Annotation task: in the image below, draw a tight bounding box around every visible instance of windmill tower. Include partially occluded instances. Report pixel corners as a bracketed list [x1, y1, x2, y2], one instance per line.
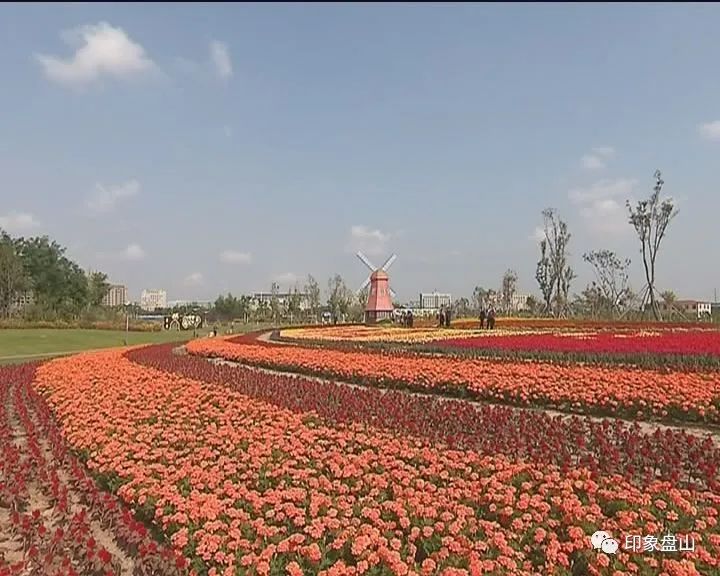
[356, 251, 397, 324]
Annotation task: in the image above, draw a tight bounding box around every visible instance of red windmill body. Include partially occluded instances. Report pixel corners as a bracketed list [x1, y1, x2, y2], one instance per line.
[356, 252, 397, 324]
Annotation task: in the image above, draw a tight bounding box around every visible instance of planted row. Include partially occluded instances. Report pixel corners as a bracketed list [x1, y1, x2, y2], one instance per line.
[187, 338, 720, 426]
[0, 363, 188, 576]
[129, 344, 720, 491]
[33, 350, 720, 575]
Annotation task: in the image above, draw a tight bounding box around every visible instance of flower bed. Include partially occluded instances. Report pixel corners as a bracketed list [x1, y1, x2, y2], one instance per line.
[32, 350, 720, 575]
[436, 329, 720, 357]
[0, 364, 187, 576]
[129, 344, 720, 492]
[187, 337, 720, 426]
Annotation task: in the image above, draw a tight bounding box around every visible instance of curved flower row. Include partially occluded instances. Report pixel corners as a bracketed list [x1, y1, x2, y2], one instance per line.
[33, 350, 720, 575]
[129, 344, 720, 492]
[436, 329, 720, 357]
[187, 338, 720, 425]
[280, 326, 489, 344]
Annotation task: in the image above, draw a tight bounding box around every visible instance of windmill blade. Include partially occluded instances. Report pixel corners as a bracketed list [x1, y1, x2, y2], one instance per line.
[357, 275, 371, 294]
[381, 254, 397, 271]
[389, 286, 397, 298]
[356, 251, 377, 272]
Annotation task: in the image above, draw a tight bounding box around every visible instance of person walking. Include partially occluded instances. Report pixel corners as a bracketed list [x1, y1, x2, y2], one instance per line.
[479, 308, 486, 329]
[438, 307, 445, 328]
[408, 309, 414, 328]
[445, 306, 452, 328]
[488, 306, 496, 330]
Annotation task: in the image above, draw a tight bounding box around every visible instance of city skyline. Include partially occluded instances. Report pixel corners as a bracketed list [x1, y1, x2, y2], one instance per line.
[2, 4, 720, 302]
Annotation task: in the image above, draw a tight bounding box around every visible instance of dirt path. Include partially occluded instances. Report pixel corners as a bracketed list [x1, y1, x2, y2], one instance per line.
[202, 333, 720, 446]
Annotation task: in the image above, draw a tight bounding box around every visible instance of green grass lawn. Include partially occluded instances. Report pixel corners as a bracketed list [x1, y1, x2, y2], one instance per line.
[0, 328, 197, 364]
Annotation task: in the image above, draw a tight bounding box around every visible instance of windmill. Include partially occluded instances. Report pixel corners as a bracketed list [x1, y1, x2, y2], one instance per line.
[356, 251, 397, 323]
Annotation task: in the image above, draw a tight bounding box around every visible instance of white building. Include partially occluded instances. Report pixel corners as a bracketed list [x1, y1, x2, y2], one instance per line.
[102, 284, 127, 308]
[657, 299, 712, 319]
[510, 293, 529, 312]
[140, 289, 167, 311]
[419, 292, 452, 309]
[10, 290, 34, 313]
[251, 291, 310, 311]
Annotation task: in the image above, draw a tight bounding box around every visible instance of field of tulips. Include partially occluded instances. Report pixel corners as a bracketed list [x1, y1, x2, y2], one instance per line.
[18, 348, 720, 575]
[280, 326, 486, 344]
[187, 336, 720, 426]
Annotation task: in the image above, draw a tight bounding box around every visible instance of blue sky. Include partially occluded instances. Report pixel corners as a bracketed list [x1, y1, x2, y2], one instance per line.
[1, 3, 720, 303]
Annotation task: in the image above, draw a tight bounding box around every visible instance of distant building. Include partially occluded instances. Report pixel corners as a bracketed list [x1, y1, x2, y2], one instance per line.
[166, 300, 213, 310]
[251, 291, 310, 311]
[419, 292, 452, 309]
[102, 284, 127, 308]
[140, 289, 167, 311]
[10, 290, 34, 313]
[509, 293, 529, 312]
[657, 299, 712, 319]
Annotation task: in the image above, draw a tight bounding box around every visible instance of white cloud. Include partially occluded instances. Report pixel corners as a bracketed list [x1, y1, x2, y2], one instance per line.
[210, 41, 232, 80]
[580, 146, 615, 170]
[699, 121, 720, 141]
[568, 178, 637, 203]
[569, 178, 636, 236]
[347, 225, 393, 256]
[184, 272, 204, 286]
[120, 243, 145, 261]
[36, 22, 155, 86]
[274, 272, 298, 285]
[529, 226, 546, 243]
[87, 179, 139, 214]
[219, 250, 252, 264]
[0, 212, 40, 234]
[581, 155, 606, 170]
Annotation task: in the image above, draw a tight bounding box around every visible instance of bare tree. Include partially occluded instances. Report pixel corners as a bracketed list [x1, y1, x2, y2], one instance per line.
[626, 170, 678, 320]
[472, 286, 488, 311]
[535, 209, 575, 317]
[304, 274, 321, 323]
[501, 269, 518, 314]
[536, 240, 553, 315]
[582, 250, 632, 318]
[327, 274, 352, 322]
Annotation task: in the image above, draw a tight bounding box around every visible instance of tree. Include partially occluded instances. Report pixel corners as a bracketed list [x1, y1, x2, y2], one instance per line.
[87, 271, 110, 308]
[627, 170, 678, 320]
[582, 250, 632, 318]
[269, 282, 280, 323]
[501, 269, 518, 314]
[14, 235, 90, 319]
[0, 239, 26, 318]
[327, 274, 352, 322]
[304, 274, 321, 323]
[535, 209, 575, 317]
[472, 286, 488, 311]
[661, 290, 677, 305]
[349, 288, 368, 323]
[286, 287, 303, 322]
[452, 297, 471, 318]
[536, 240, 554, 315]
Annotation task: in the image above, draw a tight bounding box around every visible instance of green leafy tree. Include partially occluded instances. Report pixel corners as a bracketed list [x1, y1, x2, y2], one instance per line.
[0, 234, 27, 318]
[87, 271, 111, 308]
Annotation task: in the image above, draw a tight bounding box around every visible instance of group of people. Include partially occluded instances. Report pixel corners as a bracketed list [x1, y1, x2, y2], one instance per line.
[478, 306, 497, 329]
[398, 309, 414, 327]
[438, 305, 452, 328]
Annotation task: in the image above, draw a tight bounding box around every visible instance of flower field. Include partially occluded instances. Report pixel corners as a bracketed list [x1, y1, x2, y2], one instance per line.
[435, 330, 720, 357]
[186, 337, 720, 425]
[4, 348, 719, 575]
[278, 325, 720, 371]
